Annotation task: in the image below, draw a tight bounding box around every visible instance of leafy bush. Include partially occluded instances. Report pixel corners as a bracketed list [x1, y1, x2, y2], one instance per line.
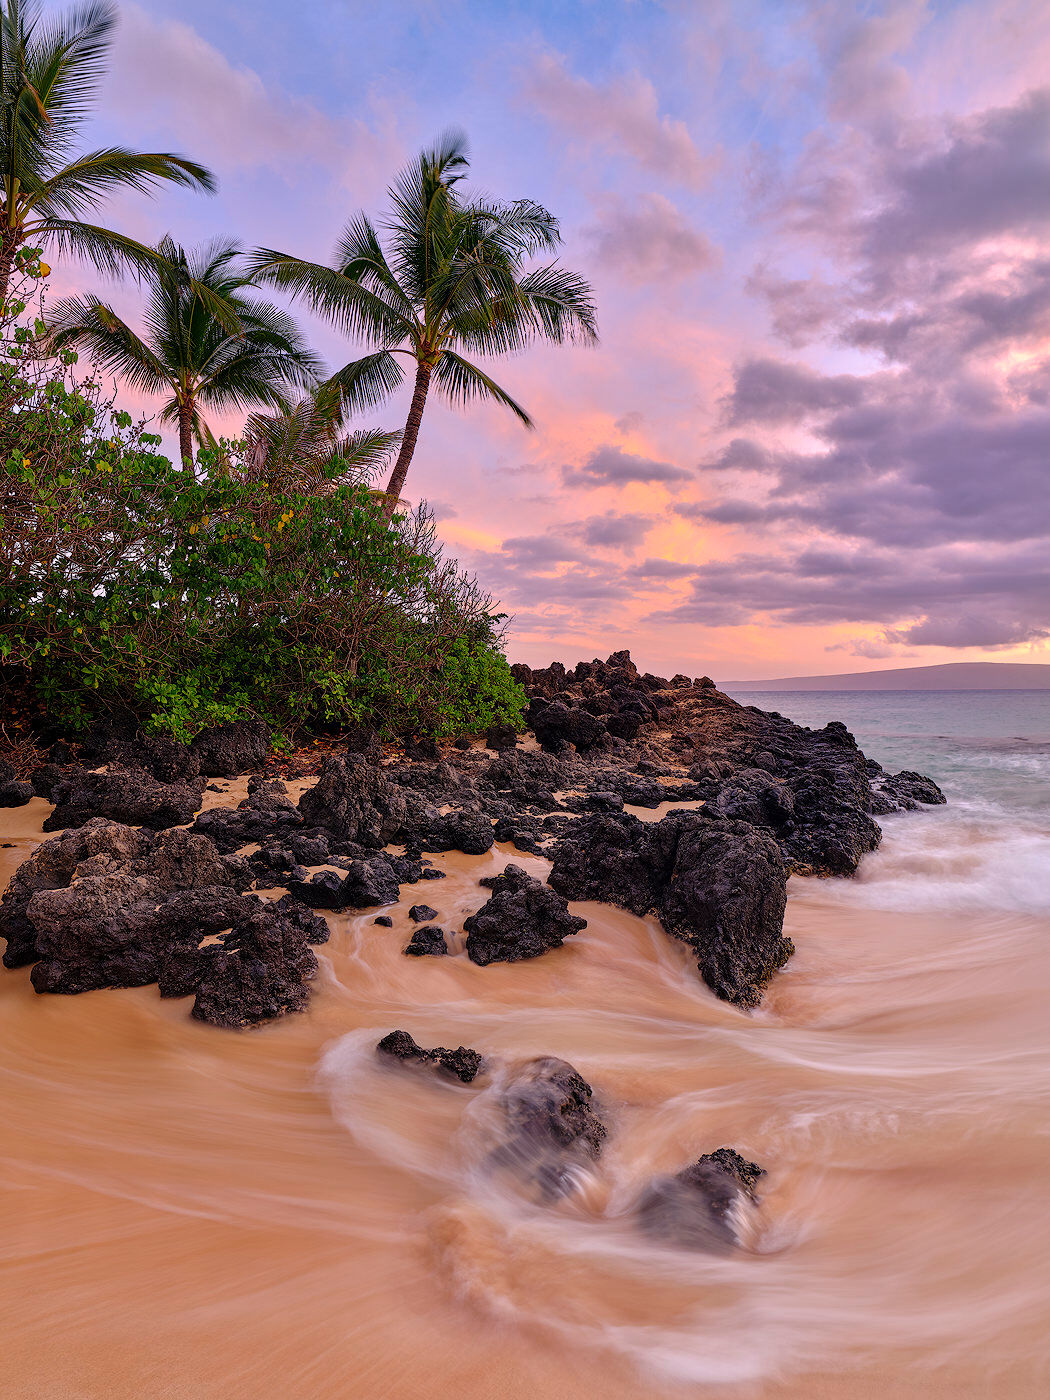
[0, 276, 525, 743]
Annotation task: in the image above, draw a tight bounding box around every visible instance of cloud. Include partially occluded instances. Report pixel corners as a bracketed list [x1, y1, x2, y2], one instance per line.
[721, 358, 867, 425]
[570, 512, 655, 549]
[861, 88, 1050, 267]
[563, 444, 693, 489]
[626, 558, 700, 580]
[584, 193, 720, 283]
[521, 52, 714, 187]
[106, 5, 399, 200]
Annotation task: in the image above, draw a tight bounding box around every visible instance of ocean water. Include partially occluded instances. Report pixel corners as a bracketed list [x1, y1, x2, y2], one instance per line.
[728, 689, 1050, 915]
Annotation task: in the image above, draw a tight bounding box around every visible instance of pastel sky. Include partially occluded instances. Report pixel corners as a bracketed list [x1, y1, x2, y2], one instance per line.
[60, 0, 1050, 678]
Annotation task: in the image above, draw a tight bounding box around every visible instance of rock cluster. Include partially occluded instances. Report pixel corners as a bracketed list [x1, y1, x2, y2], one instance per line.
[0, 819, 327, 1025]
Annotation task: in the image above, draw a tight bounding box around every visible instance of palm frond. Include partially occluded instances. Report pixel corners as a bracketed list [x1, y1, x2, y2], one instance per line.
[433, 349, 533, 427]
[45, 291, 170, 394]
[325, 350, 405, 415]
[247, 247, 413, 345]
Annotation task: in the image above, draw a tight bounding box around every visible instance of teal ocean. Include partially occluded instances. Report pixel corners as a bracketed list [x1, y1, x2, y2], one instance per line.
[727, 689, 1050, 914]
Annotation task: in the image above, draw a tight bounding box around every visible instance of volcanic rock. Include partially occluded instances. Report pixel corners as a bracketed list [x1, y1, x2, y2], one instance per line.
[638, 1147, 765, 1251]
[549, 810, 791, 1008]
[44, 769, 204, 832]
[404, 925, 448, 956]
[463, 864, 586, 966]
[376, 1029, 484, 1083]
[495, 1056, 606, 1199]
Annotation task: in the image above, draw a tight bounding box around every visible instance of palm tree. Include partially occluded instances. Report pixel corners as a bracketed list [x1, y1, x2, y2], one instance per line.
[0, 0, 214, 306]
[47, 235, 323, 464]
[240, 381, 399, 491]
[249, 130, 597, 513]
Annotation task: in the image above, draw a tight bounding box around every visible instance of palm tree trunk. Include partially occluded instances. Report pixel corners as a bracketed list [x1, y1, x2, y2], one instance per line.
[382, 360, 431, 517]
[177, 399, 194, 468]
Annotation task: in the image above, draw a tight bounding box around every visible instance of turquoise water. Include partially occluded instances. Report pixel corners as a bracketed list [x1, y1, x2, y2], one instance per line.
[725, 690, 1050, 914]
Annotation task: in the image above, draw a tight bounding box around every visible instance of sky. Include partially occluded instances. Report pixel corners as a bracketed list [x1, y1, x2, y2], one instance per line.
[55, 0, 1050, 679]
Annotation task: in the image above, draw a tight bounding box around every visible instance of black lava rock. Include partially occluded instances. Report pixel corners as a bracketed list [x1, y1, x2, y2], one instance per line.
[463, 864, 586, 966]
[376, 1029, 484, 1083]
[44, 769, 203, 832]
[638, 1147, 765, 1251]
[404, 925, 448, 956]
[549, 810, 791, 1009]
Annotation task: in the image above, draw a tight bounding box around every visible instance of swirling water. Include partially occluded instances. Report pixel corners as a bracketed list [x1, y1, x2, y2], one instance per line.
[1, 691, 1049, 1398]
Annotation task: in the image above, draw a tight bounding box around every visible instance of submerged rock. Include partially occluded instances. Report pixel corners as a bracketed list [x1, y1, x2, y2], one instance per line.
[495, 1056, 606, 1199]
[638, 1147, 766, 1251]
[463, 864, 587, 966]
[376, 1029, 484, 1083]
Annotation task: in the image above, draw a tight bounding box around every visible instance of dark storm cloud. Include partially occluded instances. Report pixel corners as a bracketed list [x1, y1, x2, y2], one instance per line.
[563, 444, 693, 489]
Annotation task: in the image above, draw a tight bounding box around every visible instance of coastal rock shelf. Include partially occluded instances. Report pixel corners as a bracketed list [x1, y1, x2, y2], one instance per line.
[0, 652, 945, 1025]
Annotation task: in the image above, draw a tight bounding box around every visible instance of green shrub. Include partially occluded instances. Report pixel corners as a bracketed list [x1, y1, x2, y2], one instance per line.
[0, 281, 524, 743]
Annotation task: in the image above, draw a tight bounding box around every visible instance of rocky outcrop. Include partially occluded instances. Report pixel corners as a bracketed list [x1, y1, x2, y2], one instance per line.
[191, 777, 302, 852]
[0, 779, 33, 807]
[400, 807, 495, 856]
[549, 810, 790, 1008]
[637, 1147, 765, 1251]
[44, 769, 204, 833]
[190, 902, 320, 1028]
[869, 765, 947, 813]
[190, 719, 270, 778]
[1, 819, 150, 968]
[297, 752, 407, 848]
[376, 1029, 484, 1082]
[463, 864, 587, 966]
[509, 653, 947, 876]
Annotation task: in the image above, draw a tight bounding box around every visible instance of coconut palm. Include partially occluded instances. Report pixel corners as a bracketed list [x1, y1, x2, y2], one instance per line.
[47, 235, 323, 464]
[240, 381, 399, 491]
[0, 0, 215, 306]
[248, 130, 597, 513]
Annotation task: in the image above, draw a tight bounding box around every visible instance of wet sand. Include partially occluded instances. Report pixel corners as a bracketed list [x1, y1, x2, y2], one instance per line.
[2, 796, 1048, 1399]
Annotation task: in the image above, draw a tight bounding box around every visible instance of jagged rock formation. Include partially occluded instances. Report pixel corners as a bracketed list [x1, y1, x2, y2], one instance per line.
[549, 810, 790, 1008]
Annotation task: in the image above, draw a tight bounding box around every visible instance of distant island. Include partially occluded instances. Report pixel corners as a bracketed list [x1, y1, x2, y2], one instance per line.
[724, 661, 1050, 691]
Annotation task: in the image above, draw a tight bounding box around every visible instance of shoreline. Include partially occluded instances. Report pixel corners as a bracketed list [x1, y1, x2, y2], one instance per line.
[2, 658, 1047, 1397]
